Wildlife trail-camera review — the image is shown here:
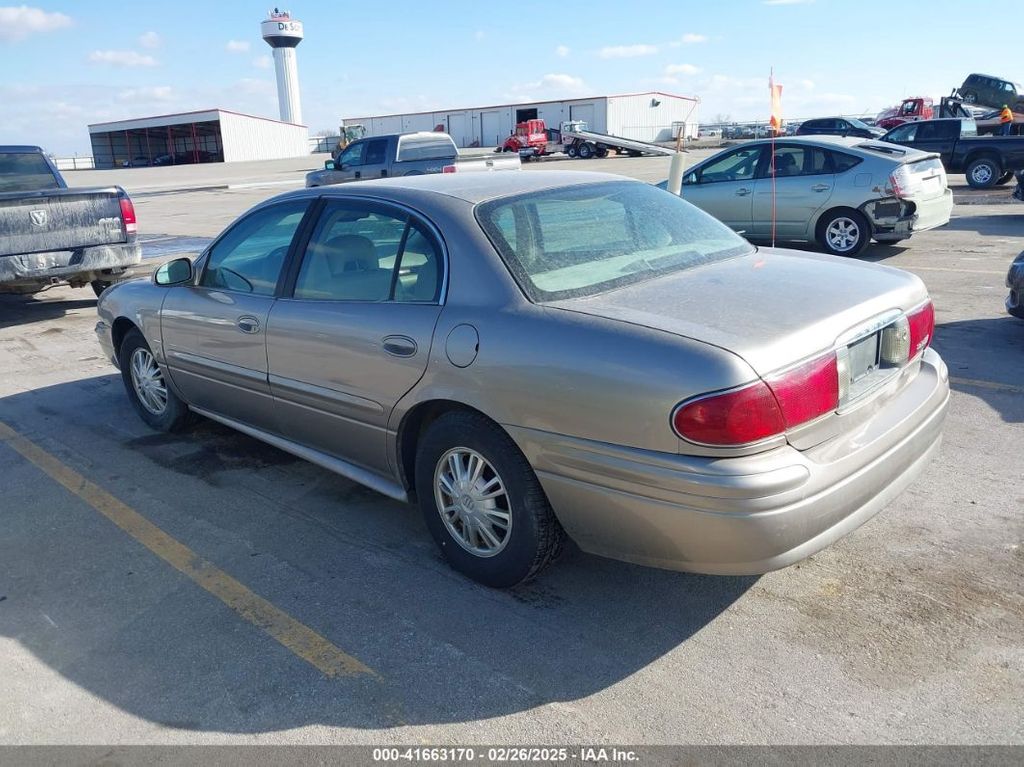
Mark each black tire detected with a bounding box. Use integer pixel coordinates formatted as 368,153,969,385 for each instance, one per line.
577,142,594,159
91,280,111,298
118,329,192,432
961,91,978,104
965,157,1002,189
1009,303,1024,320
817,209,871,257
595,146,608,158
414,411,564,588
566,144,578,159
996,171,1015,186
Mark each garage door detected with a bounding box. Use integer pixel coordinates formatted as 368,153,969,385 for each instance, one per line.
481,112,501,147
570,103,596,129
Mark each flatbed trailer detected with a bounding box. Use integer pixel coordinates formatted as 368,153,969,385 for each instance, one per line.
561,126,676,159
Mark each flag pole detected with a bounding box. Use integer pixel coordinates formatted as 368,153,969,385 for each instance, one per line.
770,68,777,248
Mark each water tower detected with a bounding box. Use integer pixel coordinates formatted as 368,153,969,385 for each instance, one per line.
260,8,304,124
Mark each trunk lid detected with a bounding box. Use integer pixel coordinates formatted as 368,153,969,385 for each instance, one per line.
0,187,127,258
548,248,928,376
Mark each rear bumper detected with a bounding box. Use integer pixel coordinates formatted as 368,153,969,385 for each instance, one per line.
0,242,141,291
508,349,949,574
866,190,953,241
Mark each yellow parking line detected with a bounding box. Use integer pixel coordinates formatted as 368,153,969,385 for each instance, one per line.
0,420,376,680
950,376,1024,395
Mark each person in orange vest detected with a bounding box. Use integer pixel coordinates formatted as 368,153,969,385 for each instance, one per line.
1000,104,1014,135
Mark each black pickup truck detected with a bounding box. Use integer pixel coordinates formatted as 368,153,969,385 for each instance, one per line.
0,146,141,296
880,118,1024,189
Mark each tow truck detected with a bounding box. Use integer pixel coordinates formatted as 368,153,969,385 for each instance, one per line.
876,96,974,131
500,119,675,160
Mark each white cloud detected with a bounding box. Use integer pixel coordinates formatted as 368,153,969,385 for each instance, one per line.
138,31,160,49
555,44,570,58
236,78,276,98
679,33,707,44
665,63,701,76
599,44,658,59
88,50,158,68
0,5,72,41
225,39,250,53
118,85,175,102
474,29,485,41
509,73,587,101
252,55,272,70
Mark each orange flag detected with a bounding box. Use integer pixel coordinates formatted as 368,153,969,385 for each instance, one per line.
769,74,783,132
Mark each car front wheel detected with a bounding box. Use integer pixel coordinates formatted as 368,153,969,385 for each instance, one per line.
818,209,870,256
415,411,564,587
118,329,192,432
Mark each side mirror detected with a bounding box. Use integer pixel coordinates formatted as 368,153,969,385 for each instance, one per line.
154,257,193,287
324,160,336,170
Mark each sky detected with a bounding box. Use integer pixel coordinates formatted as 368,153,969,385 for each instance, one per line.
3,0,1021,155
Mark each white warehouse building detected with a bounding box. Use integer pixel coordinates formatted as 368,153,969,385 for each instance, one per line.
344,91,699,149
87,109,309,169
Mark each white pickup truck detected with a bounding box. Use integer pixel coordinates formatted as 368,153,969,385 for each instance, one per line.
305,132,519,188
0,145,141,296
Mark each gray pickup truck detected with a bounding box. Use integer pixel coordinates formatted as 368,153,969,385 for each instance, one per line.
1,146,141,296
305,131,519,188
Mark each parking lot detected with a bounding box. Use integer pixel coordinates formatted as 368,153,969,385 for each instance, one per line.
1,153,1021,745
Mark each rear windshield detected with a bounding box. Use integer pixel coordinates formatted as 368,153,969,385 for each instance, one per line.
476,181,753,302
0,152,61,192
396,135,457,162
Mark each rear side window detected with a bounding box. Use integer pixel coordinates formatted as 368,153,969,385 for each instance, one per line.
396,135,457,162
0,152,61,192
829,151,863,173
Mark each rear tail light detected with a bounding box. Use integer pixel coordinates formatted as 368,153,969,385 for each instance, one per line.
442,164,457,174
673,353,838,446
887,165,911,198
119,195,137,235
907,300,935,358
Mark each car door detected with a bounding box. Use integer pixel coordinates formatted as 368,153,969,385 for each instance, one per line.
751,144,835,238
331,139,368,182
354,138,390,180
681,145,765,233
265,198,445,474
160,199,312,432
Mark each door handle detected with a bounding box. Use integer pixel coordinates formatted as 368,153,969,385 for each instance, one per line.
811,184,831,192
354,171,361,179
382,335,417,357
735,188,751,196
236,316,261,334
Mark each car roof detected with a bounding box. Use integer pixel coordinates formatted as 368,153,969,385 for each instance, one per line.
0,145,44,154
287,170,633,205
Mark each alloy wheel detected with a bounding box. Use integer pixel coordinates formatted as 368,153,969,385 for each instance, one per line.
129,347,168,415
433,447,512,557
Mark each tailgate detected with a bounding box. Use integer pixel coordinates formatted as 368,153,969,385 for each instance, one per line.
899,156,947,201
0,188,126,258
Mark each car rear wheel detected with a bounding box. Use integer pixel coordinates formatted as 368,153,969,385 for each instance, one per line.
818,209,870,257
119,329,192,432
965,157,1001,189
415,411,564,587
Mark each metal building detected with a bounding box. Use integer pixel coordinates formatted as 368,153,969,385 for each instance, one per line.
87,109,309,169
344,91,699,149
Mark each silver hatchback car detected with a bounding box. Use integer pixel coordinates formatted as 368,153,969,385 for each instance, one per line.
664,136,953,256
97,172,949,587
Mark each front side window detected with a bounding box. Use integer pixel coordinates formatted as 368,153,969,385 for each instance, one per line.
200,201,308,295
476,181,753,302
698,146,764,183
293,202,442,303
886,124,918,142
340,142,366,167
